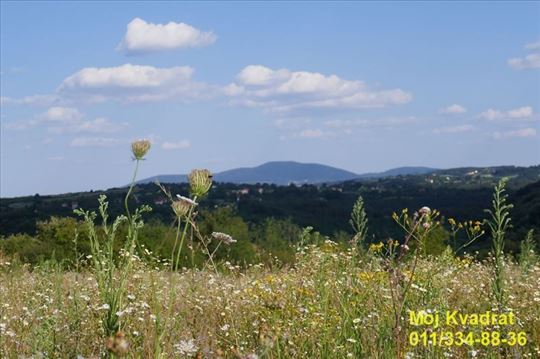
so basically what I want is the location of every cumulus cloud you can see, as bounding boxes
[119,18,216,54]
[70,137,123,147]
[432,124,474,134]
[478,106,534,121]
[161,140,191,150]
[225,65,412,113]
[439,104,467,115]
[60,64,193,89]
[492,128,537,139]
[58,64,207,103]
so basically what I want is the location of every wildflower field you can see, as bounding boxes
[1,141,539,359]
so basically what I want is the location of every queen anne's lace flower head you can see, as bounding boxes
[131,139,151,160]
[212,232,237,245]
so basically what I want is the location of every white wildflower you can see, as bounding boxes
[212,232,237,245]
[174,339,198,356]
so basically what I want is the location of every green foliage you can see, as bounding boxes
[198,207,257,265]
[519,229,537,272]
[349,195,368,248]
[485,178,513,308]
[253,218,301,265]
[73,151,152,339]
[422,225,450,256]
[0,217,89,266]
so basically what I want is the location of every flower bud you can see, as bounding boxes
[131,139,151,160]
[172,195,198,218]
[189,169,213,197]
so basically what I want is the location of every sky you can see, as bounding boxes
[1,1,539,197]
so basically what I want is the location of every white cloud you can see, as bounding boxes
[324,116,419,129]
[61,64,193,89]
[478,109,504,121]
[237,65,291,86]
[161,140,191,150]
[432,124,474,134]
[299,129,324,138]
[119,18,216,54]
[275,116,418,140]
[508,40,540,70]
[439,104,467,115]
[478,106,534,121]
[58,64,207,103]
[43,106,82,122]
[4,107,126,134]
[3,120,37,130]
[0,94,58,106]
[49,117,126,134]
[493,128,537,139]
[507,106,533,119]
[525,39,540,51]
[508,53,540,70]
[226,65,412,113]
[70,137,122,147]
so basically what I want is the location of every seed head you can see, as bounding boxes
[131,139,151,160]
[419,206,431,216]
[172,195,198,218]
[189,169,213,197]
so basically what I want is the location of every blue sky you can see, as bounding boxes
[1,2,539,197]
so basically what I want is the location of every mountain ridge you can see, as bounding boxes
[137,161,438,185]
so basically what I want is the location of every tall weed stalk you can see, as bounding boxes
[74,140,151,351]
[485,178,513,309]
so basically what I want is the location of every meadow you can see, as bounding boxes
[1,140,539,359]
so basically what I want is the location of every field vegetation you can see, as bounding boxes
[1,140,539,358]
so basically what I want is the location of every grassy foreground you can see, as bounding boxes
[1,247,539,358]
[1,141,539,358]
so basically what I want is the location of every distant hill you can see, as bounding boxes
[357,166,437,179]
[137,161,438,185]
[214,161,359,185]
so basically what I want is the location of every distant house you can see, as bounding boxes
[154,197,167,205]
[71,201,79,210]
